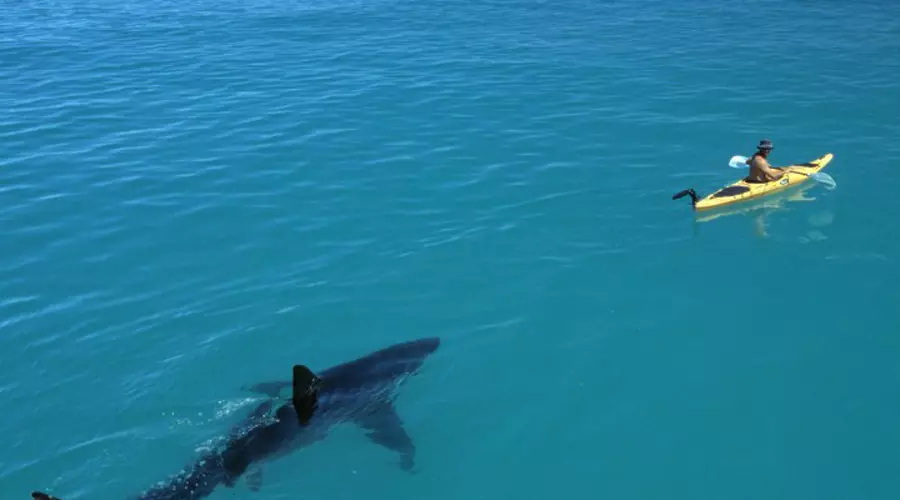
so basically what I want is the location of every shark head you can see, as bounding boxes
[32,493,61,500]
[320,336,441,387]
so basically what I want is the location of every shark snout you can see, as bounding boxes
[405,337,440,356]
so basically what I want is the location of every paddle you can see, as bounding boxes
[729,155,836,190]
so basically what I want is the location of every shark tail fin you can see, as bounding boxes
[292,365,322,425]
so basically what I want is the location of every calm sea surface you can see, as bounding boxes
[2,1,899,499]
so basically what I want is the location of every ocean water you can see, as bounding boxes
[2,0,899,498]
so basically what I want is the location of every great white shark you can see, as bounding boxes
[32,336,441,500]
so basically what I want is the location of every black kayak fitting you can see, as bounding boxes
[672,188,699,208]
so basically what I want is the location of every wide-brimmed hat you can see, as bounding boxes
[757,139,773,151]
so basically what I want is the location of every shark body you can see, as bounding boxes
[33,336,441,500]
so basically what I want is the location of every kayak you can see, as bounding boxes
[693,180,818,224]
[673,153,834,211]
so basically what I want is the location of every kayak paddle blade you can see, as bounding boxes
[810,172,836,190]
[728,155,748,168]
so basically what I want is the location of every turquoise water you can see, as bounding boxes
[2,0,900,498]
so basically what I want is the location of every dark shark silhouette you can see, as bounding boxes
[32,337,441,500]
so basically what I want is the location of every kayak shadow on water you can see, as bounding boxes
[690,180,835,240]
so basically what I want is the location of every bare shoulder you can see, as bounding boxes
[752,155,770,167]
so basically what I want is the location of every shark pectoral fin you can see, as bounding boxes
[246,466,263,492]
[354,402,417,472]
[243,380,291,397]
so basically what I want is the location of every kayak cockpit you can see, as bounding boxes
[711,185,750,198]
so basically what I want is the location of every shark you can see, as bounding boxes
[32,336,441,500]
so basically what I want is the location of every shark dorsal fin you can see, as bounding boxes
[292,365,321,426]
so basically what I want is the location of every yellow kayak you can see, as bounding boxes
[694,179,818,224]
[673,153,834,211]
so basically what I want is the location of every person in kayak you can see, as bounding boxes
[745,139,785,183]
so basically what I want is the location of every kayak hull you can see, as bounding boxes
[694,153,833,211]
[694,180,818,224]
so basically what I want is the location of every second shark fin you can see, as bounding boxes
[353,401,417,472]
[242,380,291,397]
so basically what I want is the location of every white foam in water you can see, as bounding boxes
[215,397,259,420]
